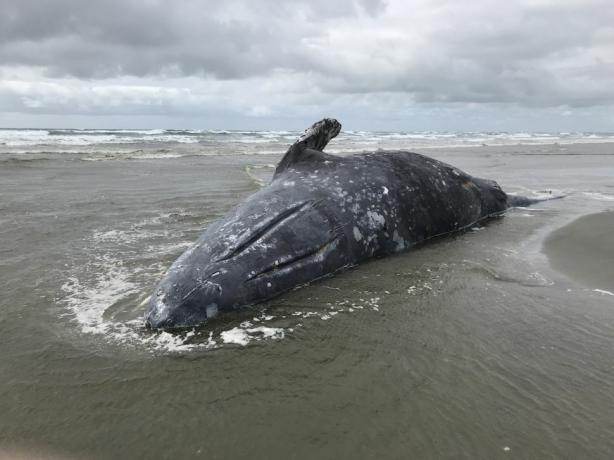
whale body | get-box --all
[146,118,537,329]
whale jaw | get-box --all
[145,271,227,330]
[145,292,209,330]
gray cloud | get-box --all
[0,0,386,78]
[0,0,613,129]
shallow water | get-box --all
[1,139,614,459]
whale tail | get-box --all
[470,178,565,213]
[506,192,565,208]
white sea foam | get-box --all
[60,254,210,352]
[221,326,285,346]
[583,192,614,201]
[128,152,183,160]
[61,257,139,335]
[60,220,207,352]
[593,289,614,296]
[2,128,614,149]
[60,254,219,352]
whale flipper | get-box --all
[274,118,341,176]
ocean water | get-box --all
[2,127,614,161]
[1,130,614,459]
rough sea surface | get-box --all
[1,129,613,459]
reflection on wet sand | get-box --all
[543,211,614,292]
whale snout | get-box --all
[145,313,174,330]
[145,290,188,330]
[145,280,220,330]
[145,311,198,330]
[145,298,212,330]
[145,297,180,329]
[145,193,345,329]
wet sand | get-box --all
[543,211,614,292]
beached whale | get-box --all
[146,118,541,329]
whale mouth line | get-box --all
[181,278,222,302]
[247,236,340,282]
[217,200,315,262]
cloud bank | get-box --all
[1,0,612,130]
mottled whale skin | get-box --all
[146,118,535,329]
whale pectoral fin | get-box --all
[274,118,342,176]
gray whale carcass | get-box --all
[146,118,542,329]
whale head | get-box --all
[145,194,347,330]
[145,258,230,329]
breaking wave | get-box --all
[2,128,614,149]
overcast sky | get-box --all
[1,0,612,131]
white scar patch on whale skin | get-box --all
[366,211,385,229]
[206,304,219,318]
[353,226,363,241]
[392,229,406,250]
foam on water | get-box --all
[59,245,211,352]
[127,152,183,160]
[61,258,139,335]
[59,215,213,352]
[221,325,286,346]
[3,128,614,152]
[583,192,614,201]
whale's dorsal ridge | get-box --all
[274,118,342,177]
